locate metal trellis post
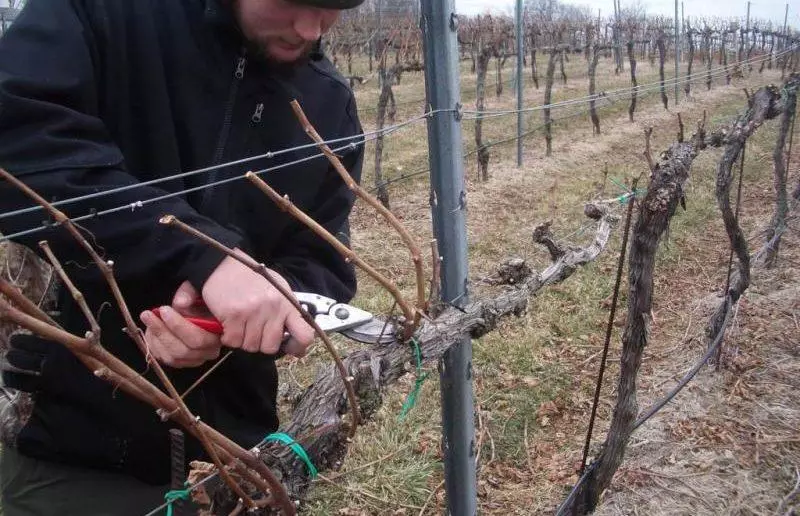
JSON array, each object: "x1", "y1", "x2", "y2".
[
  {"x1": 420, "y1": 0, "x2": 477, "y2": 513},
  {"x1": 675, "y1": 0, "x2": 680, "y2": 105},
  {"x1": 516, "y1": 0, "x2": 524, "y2": 167}
]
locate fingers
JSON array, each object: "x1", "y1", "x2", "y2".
[
  {"x1": 172, "y1": 280, "x2": 200, "y2": 311},
  {"x1": 281, "y1": 310, "x2": 315, "y2": 357},
  {"x1": 202, "y1": 256, "x2": 317, "y2": 358},
  {"x1": 139, "y1": 307, "x2": 221, "y2": 368}
]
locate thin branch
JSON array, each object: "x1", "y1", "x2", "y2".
[
  {"x1": 38, "y1": 241, "x2": 99, "y2": 343},
  {"x1": 418, "y1": 480, "x2": 445, "y2": 516},
  {"x1": 245, "y1": 172, "x2": 413, "y2": 331},
  {"x1": 289, "y1": 100, "x2": 425, "y2": 337},
  {"x1": 181, "y1": 350, "x2": 233, "y2": 400},
  {"x1": 0, "y1": 277, "x2": 58, "y2": 328}
]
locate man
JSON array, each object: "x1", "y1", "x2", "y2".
[{"x1": 0, "y1": 0, "x2": 364, "y2": 513}]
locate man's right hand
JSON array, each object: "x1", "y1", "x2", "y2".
[{"x1": 200, "y1": 249, "x2": 316, "y2": 357}]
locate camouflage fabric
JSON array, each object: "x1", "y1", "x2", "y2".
[
  {"x1": 0, "y1": 243, "x2": 56, "y2": 448},
  {"x1": 0, "y1": 385, "x2": 32, "y2": 448}
]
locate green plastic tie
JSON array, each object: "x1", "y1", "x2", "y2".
[
  {"x1": 609, "y1": 176, "x2": 629, "y2": 194},
  {"x1": 399, "y1": 337, "x2": 429, "y2": 421},
  {"x1": 616, "y1": 188, "x2": 648, "y2": 205},
  {"x1": 265, "y1": 432, "x2": 318, "y2": 478},
  {"x1": 163, "y1": 487, "x2": 191, "y2": 516}
]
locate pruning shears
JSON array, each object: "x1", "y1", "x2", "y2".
[{"x1": 151, "y1": 292, "x2": 397, "y2": 346}]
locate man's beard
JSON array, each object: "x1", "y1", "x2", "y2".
[
  {"x1": 245, "y1": 37, "x2": 315, "y2": 76},
  {"x1": 228, "y1": 0, "x2": 317, "y2": 77}
]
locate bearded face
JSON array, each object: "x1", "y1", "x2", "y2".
[{"x1": 231, "y1": 0, "x2": 339, "y2": 65}]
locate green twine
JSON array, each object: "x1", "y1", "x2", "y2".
[
  {"x1": 265, "y1": 432, "x2": 318, "y2": 478},
  {"x1": 616, "y1": 188, "x2": 648, "y2": 205},
  {"x1": 163, "y1": 487, "x2": 191, "y2": 516},
  {"x1": 610, "y1": 177, "x2": 647, "y2": 204},
  {"x1": 399, "y1": 337, "x2": 429, "y2": 421},
  {"x1": 609, "y1": 176, "x2": 629, "y2": 194}
]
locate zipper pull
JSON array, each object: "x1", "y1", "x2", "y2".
[
  {"x1": 235, "y1": 56, "x2": 247, "y2": 79},
  {"x1": 251, "y1": 103, "x2": 264, "y2": 123}
]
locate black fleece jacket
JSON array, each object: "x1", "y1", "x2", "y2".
[{"x1": 0, "y1": 0, "x2": 363, "y2": 484}]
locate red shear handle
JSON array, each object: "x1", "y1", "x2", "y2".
[{"x1": 150, "y1": 307, "x2": 224, "y2": 335}]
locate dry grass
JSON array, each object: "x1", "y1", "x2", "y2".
[{"x1": 291, "y1": 52, "x2": 800, "y2": 515}]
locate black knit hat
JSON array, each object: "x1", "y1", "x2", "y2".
[{"x1": 288, "y1": 0, "x2": 365, "y2": 9}]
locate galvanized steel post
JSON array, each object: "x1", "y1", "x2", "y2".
[
  {"x1": 675, "y1": 0, "x2": 680, "y2": 105},
  {"x1": 420, "y1": 0, "x2": 477, "y2": 513},
  {"x1": 516, "y1": 0, "x2": 524, "y2": 167}
]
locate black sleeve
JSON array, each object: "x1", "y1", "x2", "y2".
[
  {"x1": 0, "y1": 0, "x2": 242, "y2": 289},
  {"x1": 270, "y1": 95, "x2": 364, "y2": 303}
]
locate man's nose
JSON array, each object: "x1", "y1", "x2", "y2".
[{"x1": 293, "y1": 9, "x2": 325, "y2": 42}]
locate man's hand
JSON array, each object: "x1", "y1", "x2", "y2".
[
  {"x1": 139, "y1": 281, "x2": 222, "y2": 368},
  {"x1": 200, "y1": 250, "x2": 315, "y2": 357}
]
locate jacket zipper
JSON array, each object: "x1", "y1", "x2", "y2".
[
  {"x1": 200, "y1": 50, "x2": 247, "y2": 210},
  {"x1": 251, "y1": 102, "x2": 264, "y2": 123}
]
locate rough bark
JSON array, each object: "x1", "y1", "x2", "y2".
[
  {"x1": 612, "y1": 6, "x2": 622, "y2": 74},
  {"x1": 706, "y1": 30, "x2": 713, "y2": 90},
  {"x1": 200, "y1": 206, "x2": 619, "y2": 511},
  {"x1": 475, "y1": 44, "x2": 492, "y2": 181},
  {"x1": 530, "y1": 30, "x2": 539, "y2": 89},
  {"x1": 761, "y1": 80, "x2": 798, "y2": 267},
  {"x1": 705, "y1": 82, "x2": 792, "y2": 361},
  {"x1": 495, "y1": 50, "x2": 507, "y2": 97},
  {"x1": 627, "y1": 40, "x2": 637, "y2": 122},
  {"x1": 373, "y1": 63, "x2": 392, "y2": 209},
  {"x1": 588, "y1": 44, "x2": 602, "y2": 134},
  {"x1": 722, "y1": 31, "x2": 731, "y2": 85},
  {"x1": 657, "y1": 32, "x2": 668, "y2": 110},
  {"x1": 561, "y1": 127, "x2": 708, "y2": 515},
  {"x1": 544, "y1": 48, "x2": 558, "y2": 156},
  {"x1": 370, "y1": 61, "x2": 421, "y2": 208},
  {"x1": 559, "y1": 49, "x2": 567, "y2": 85}
]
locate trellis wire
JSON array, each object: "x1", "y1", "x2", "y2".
[
  {"x1": 462, "y1": 45, "x2": 797, "y2": 120},
  {"x1": 368, "y1": 62, "x2": 741, "y2": 195},
  {"x1": 3, "y1": 44, "x2": 793, "y2": 240},
  {"x1": 0, "y1": 108, "x2": 452, "y2": 225}
]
